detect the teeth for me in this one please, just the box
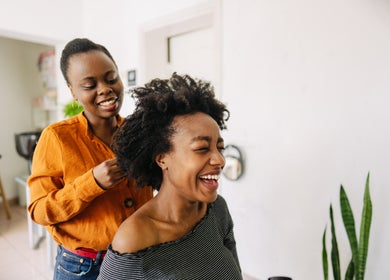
[200,174,220,180]
[99,99,116,106]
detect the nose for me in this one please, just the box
[97,83,113,95]
[210,149,225,168]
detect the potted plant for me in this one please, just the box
[63,100,83,118]
[322,173,372,280]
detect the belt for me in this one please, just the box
[66,247,106,260]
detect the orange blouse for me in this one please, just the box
[27,113,152,251]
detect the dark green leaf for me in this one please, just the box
[345,259,355,280]
[357,173,372,280]
[330,204,341,280]
[340,185,358,273]
[322,227,328,280]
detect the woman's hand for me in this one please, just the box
[93,158,125,190]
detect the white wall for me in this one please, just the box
[220,0,390,279]
[0,0,82,45]
[1,0,390,279]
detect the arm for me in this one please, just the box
[27,126,112,225]
[98,245,144,280]
[215,195,242,272]
[111,211,157,254]
[224,218,241,270]
[98,213,155,280]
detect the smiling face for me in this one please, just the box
[157,112,226,203]
[67,50,124,122]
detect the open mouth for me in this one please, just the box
[98,97,118,106]
[199,174,220,181]
[199,174,220,191]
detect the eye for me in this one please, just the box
[106,72,119,85]
[195,147,210,152]
[107,77,118,85]
[82,83,96,90]
[218,146,225,152]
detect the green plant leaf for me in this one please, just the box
[344,259,354,280]
[322,173,373,280]
[357,173,372,280]
[330,204,341,280]
[63,100,83,118]
[322,227,328,280]
[340,185,358,274]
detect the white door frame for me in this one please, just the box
[138,0,222,97]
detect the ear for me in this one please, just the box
[155,153,167,170]
[68,84,77,100]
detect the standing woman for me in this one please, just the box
[98,73,242,279]
[27,38,153,280]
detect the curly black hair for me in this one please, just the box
[60,38,117,84]
[112,73,230,190]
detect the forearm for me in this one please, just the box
[28,170,105,225]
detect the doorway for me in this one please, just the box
[139,1,222,96]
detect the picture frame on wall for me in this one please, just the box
[127,69,136,86]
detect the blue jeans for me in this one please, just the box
[53,246,104,280]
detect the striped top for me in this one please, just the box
[98,195,242,280]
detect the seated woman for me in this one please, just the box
[98,73,242,280]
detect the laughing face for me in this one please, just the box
[67,50,124,122]
[158,112,226,203]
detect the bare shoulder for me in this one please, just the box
[112,210,157,254]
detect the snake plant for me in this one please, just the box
[322,173,372,280]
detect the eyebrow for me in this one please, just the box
[81,70,117,81]
[190,136,224,144]
[81,76,95,82]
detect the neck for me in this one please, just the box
[85,113,118,146]
[153,189,207,224]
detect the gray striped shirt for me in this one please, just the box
[98,195,242,279]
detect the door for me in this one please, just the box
[140,3,221,97]
[167,27,216,85]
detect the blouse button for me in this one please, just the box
[124,198,135,208]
